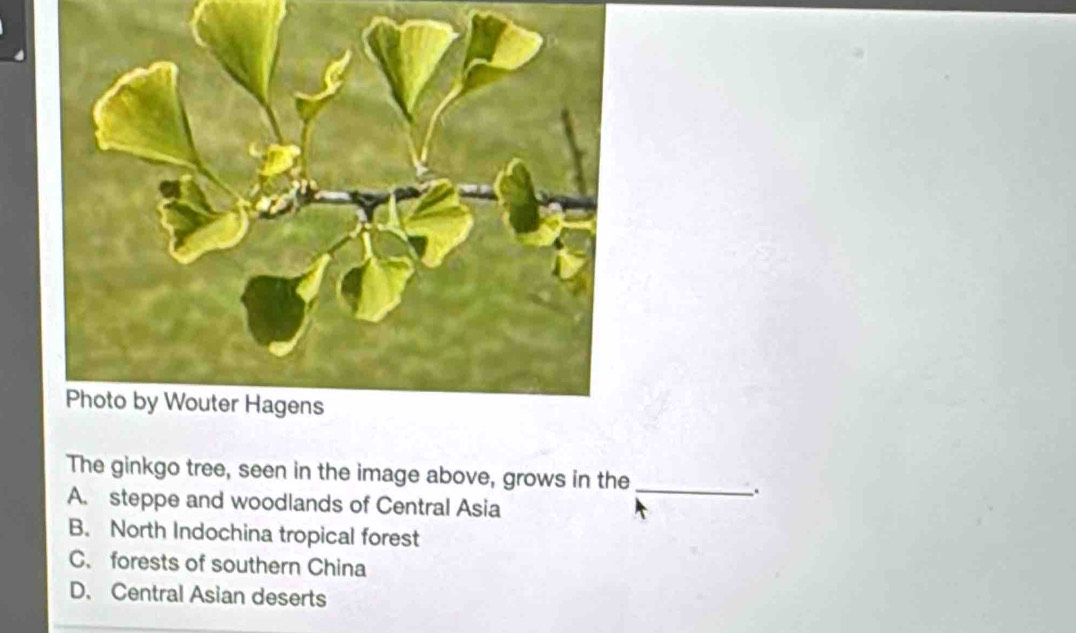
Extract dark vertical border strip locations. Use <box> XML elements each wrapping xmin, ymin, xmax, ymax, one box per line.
<box><xmin>0</xmin><ymin>0</ymin><xmax>28</xmax><ymax>59</ymax></box>
<box><xmin>0</xmin><ymin>0</ymin><xmax>47</xmax><ymax>630</ymax></box>
<box><xmin>2</xmin><ymin>0</ymin><xmax>1071</xmax><ymax>632</ymax></box>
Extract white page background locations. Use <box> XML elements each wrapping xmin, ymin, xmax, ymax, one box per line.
<box><xmin>37</xmin><ymin>3</ymin><xmax>1076</xmax><ymax>632</ymax></box>
<box><xmin>599</xmin><ymin>7</ymin><xmax>1076</xmax><ymax>629</ymax></box>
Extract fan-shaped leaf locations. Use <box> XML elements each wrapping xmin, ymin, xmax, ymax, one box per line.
<box><xmin>363</xmin><ymin>18</ymin><xmax>457</xmax><ymax>122</ymax></box>
<box><xmin>157</xmin><ymin>175</ymin><xmax>249</xmax><ymax>264</ymax></box>
<box><xmin>494</xmin><ymin>158</ymin><xmax>539</xmax><ymax>232</ymax></box>
<box><xmin>553</xmin><ymin>247</ymin><xmax>588</xmax><ymax>281</ymax></box>
<box><xmin>402</xmin><ymin>180</ymin><xmax>473</xmax><ymax>267</ymax></box>
<box><xmin>494</xmin><ymin>158</ymin><xmax>561</xmax><ymax>246</ymax></box>
<box><xmin>511</xmin><ymin>213</ymin><xmax>562</xmax><ymax>247</ymax></box>
<box><xmin>338</xmin><ymin>255</ymin><xmax>415</xmax><ymax>322</ymax></box>
<box><xmin>191</xmin><ymin>0</ymin><xmax>286</xmax><ymax>106</ymax></box>
<box><xmin>241</xmin><ymin>254</ymin><xmax>331</xmax><ymax>357</ymax></box>
<box><xmin>256</xmin><ymin>144</ymin><xmax>301</xmax><ymax>178</ymax></box>
<box><xmin>562</xmin><ymin>268</ymin><xmax>594</xmax><ymax>297</ymax></box>
<box><xmin>92</xmin><ymin>62</ymin><xmax>201</xmax><ymax>168</ymax></box>
<box><xmin>295</xmin><ymin>49</ymin><xmax>352</xmax><ymax>123</ymax></box>
<box><xmin>458</xmin><ymin>12</ymin><xmax>542</xmax><ymax>98</ymax></box>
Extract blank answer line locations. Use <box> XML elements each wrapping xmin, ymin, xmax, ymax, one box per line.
<box><xmin>636</xmin><ymin>488</ymin><xmax>758</xmax><ymax>497</ymax></box>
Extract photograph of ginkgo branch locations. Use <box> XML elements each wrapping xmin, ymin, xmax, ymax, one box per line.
<box><xmin>60</xmin><ymin>0</ymin><xmax>604</xmax><ymax>395</ymax></box>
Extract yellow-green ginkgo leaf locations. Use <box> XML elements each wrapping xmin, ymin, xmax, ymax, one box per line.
<box><xmin>553</xmin><ymin>247</ymin><xmax>588</xmax><ymax>281</ymax></box>
<box><xmin>157</xmin><ymin>175</ymin><xmax>249</xmax><ymax>264</ymax></box>
<box><xmin>257</xmin><ymin>143</ymin><xmax>301</xmax><ymax>178</ymax></box>
<box><xmin>457</xmin><ymin>12</ymin><xmax>542</xmax><ymax>98</ymax></box>
<box><xmin>494</xmin><ymin>158</ymin><xmax>561</xmax><ymax>246</ymax></box>
<box><xmin>494</xmin><ymin>158</ymin><xmax>539</xmax><ymax>232</ymax></box>
<box><xmin>92</xmin><ymin>61</ymin><xmax>201</xmax><ymax>168</ymax></box>
<box><xmin>240</xmin><ymin>254</ymin><xmax>331</xmax><ymax>357</ymax></box>
<box><xmin>338</xmin><ymin>255</ymin><xmax>415</xmax><ymax>322</ymax></box>
<box><xmin>295</xmin><ymin>49</ymin><xmax>352</xmax><ymax>123</ymax></box>
<box><xmin>191</xmin><ymin>0</ymin><xmax>286</xmax><ymax>106</ymax></box>
<box><xmin>510</xmin><ymin>213</ymin><xmax>562</xmax><ymax>247</ymax></box>
<box><xmin>402</xmin><ymin>180</ymin><xmax>473</xmax><ymax>267</ymax></box>
<box><xmin>562</xmin><ymin>268</ymin><xmax>594</xmax><ymax>297</ymax></box>
<box><xmin>363</xmin><ymin>18</ymin><xmax>458</xmax><ymax>122</ymax></box>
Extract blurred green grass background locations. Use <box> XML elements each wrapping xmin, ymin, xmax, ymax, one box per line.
<box><xmin>60</xmin><ymin>0</ymin><xmax>603</xmax><ymax>394</ymax></box>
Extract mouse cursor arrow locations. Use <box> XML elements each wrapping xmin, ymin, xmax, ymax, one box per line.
<box><xmin>634</xmin><ymin>497</ymin><xmax>648</xmax><ymax>520</ymax></box>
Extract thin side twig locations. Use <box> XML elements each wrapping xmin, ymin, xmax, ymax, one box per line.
<box><xmin>561</xmin><ymin>107</ymin><xmax>588</xmax><ymax>196</ymax></box>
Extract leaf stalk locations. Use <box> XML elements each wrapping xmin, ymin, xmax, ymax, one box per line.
<box><xmin>419</xmin><ymin>86</ymin><xmax>460</xmax><ymax>166</ymax></box>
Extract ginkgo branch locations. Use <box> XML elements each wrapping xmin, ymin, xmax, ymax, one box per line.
<box><xmin>259</xmin><ymin>182</ymin><xmax>597</xmax><ymax>220</ymax></box>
